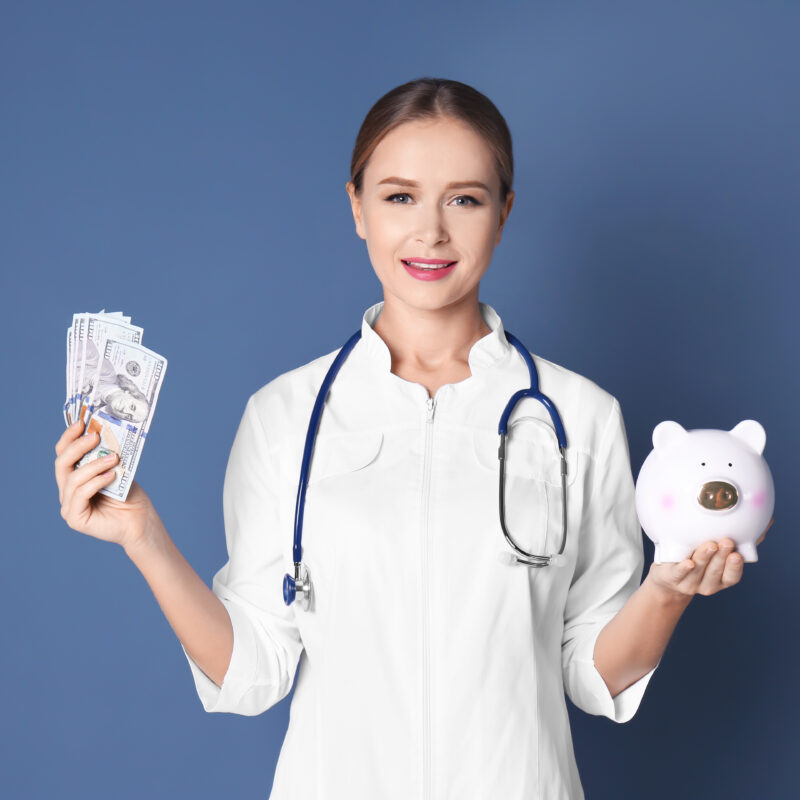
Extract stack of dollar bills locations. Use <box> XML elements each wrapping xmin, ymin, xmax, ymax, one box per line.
<box><xmin>64</xmin><ymin>310</ymin><xmax>167</xmax><ymax>502</ymax></box>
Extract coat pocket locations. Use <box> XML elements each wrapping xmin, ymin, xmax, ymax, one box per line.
<box><xmin>472</xmin><ymin>417</ymin><xmax>579</xmax><ymax>558</ymax></box>
<box><xmin>278</xmin><ymin>430</ymin><xmax>385</xmax><ymax>617</ymax></box>
<box><xmin>306</xmin><ymin>430</ymin><xmax>384</xmax><ymax>486</ymax></box>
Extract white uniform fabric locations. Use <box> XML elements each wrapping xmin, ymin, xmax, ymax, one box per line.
<box><xmin>181</xmin><ymin>300</ymin><xmax>659</xmax><ymax>799</ymax></box>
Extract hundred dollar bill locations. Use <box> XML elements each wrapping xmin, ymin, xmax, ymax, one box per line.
<box><xmin>70</xmin><ymin>313</ymin><xmax>143</xmax><ymax>426</ymax></box>
<box><xmin>64</xmin><ymin>326</ymin><xmax>72</xmax><ymax>426</ymax></box>
<box><xmin>66</xmin><ymin>311</ymin><xmax>135</xmax><ymax>424</ymax></box>
<box><xmin>68</xmin><ymin>314</ymin><xmax>86</xmax><ymax>424</ymax></box>
<box><xmin>75</xmin><ymin>337</ymin><xmax>167</xmax><ymax>502</ymax></box>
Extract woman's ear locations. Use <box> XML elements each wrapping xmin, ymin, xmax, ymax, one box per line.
<box><xmin>495</xmin><ymin>190</ymin><xmax>515</xmax><ymax>245</ymax></box>
<box><xmin>345</xmin><ymin>181</ymin><xmax>366</xmax><ymax>240</ymax></box>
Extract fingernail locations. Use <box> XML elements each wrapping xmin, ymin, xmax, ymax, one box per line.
<box><xmin>706</xmin><ymin>546</ymin><xmax>717</xmax><ymax>554</ymax></box>
<box><xmin>102</xmin><ymin>453</ymin><xmax>116</xmax><ymax>462</ymax></box>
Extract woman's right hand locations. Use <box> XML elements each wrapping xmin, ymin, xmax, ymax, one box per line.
<box><xmin>54</xmin><ymin>419</ymin><xmax>157</xmax><ymax>551</ymax></box>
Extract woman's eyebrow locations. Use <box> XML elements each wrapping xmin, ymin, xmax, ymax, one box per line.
<box><xmin>377</xmin><ymin>176</ymin><xmax>490</xmax><ymax>192</ymax></box>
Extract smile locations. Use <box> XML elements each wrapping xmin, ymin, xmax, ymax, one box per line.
<box><xmin>401</xmin><ymin>259</ymin><xmax>458</xmax><ymax>282</ymax></box>
<box><xmin>402</xmin><ymin>259</ymin><xmax>456</xmax><ymax>269</ymax></box>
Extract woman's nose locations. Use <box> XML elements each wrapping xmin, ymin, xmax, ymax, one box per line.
<box><xmin>414</xmin><ymin>206</ymin><xmax>449</xmax><ymax>244</ymax></box>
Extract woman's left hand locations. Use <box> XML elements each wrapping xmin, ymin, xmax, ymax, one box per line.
<box><xmin>646</xmin><ymin>517</ymin><xmax>773</xmax><ymax>599</ymax></box>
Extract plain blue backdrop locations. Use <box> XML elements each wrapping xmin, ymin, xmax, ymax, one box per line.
<box><xmin>2</xmin><ymin>1</ymin><xmax>798</xmax><ymax>797</ymax></box>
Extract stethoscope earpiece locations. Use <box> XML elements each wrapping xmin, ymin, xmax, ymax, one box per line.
<box><xmin>497</xmin><ymin>552</ymin><xmax>568</xmax><ymax>568</ymax></box>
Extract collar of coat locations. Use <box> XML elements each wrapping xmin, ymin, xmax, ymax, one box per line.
<box><xmin>358</xmin><ymin>300</ymin><xmax>513</xmax><ymax>377</ymax></box>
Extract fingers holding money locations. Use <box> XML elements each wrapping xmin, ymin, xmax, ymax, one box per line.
<box><xmin>68</xmin><ymin>454</ymin><xmax>119</xmax><ymax>513</ymax></box>
<box><xmin>55</xmin><ymin>411</ymin><xmax>153</xmax><ymax>547</ymax></box>
<box><xmin>54</xmin><ymin>421</ymin><xmax>110</xmax><ymax>505</ymax></box>
<box><xmin>54</xmin><ymin>418</ymin><xmax>84</xmax><ymax>457</ymax></box>
<box><xmin>55</xmin><ymin>421</ymin><xmax>90</xmax><ymax>502</ymax></box>
<box><xmin>59</xmin><ymin>447</ymin><xmax>119</xmax><ymax>530</ymax></box>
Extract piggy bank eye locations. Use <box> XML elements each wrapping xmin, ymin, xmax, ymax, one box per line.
<box><xmin>701</xmin><ymin>462</ymin><xmax>706</xmax><ymax>466</ymax></box>
<box><xmin>728</xmin><ymin>462</ymin><xmax>733</xmax><ymax>467</ymax></box>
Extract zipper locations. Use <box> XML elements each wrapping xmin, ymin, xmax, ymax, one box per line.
<box><xmin>426</xmin><ymin>396</ymin><xmax>436</xmax><ymax>423</ymax></box>
<box><xmin>421</xmin><ymin>394</ymin><xmax>436</xmax><ymax>799</ymax></box>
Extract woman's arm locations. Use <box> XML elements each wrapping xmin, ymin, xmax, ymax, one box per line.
<box><xmin>125</xmin><ymin>514</ymin><xmax>233</xmax><ymax>689</ymax></box>
<box><xmin>54</xmin><ymin>420</ymin><xmax>235</xmax><ymax>690</ymax></box>
<box><xmin>592</xmin><ymin>569</ymin><xmax>692</xmax><ymax>698</ymax></box>
<box><xmin>593</xmin><ymin>527</ymin><xmax>767</xmax><ymax>698</ymax></box>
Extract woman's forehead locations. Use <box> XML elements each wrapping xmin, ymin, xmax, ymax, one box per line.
<box><xmin>365</xmin><ymin>119</ymin><xmax>496</xmax><ymax>184</ymax></box>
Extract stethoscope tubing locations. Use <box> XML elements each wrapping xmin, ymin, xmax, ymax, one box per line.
<box><xmin>498</xmin><ymin>330</ymin><xmax>569</xmax><ymax>567</ymax></box>
<box><xmin>284</xmin><ymin>327</ymin><xmax>569</xmax><ymax>607</ymax></box>
<box><xmin>291</xmin><ymin>329</ymin><xmax>363</xmax><ymax>566</ymax></box>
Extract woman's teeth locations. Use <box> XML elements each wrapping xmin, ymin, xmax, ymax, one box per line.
<box><xmin>403</xmin><ymin>260</ymin><xmax>455</xmax><ymax>270</ymax></box>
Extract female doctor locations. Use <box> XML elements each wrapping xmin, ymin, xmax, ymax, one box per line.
<box><xmin>54</xmin><ymin>77</ymin><xmax>768</xmax><ymax>799</ymax></box>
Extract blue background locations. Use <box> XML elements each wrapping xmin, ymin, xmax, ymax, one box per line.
<box><xmin>2</xmin><ymin>1</ymin><xmax>798</xmax><ymax>797</ymax></box>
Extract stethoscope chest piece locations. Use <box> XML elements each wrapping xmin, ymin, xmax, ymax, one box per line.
<box><xmin>283</xmin><ymin>562</ymin><xmax>313</xmax><ymax>611</ymax></box>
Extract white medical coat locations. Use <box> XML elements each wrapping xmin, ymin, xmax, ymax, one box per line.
<box><xmin>182</xmin><ymin>300</ymin><xmax>659</xmax><ymax>799</ymax></box>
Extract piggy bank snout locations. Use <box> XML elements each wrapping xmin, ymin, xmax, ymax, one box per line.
<box><xmin>698</xmin><ymin>480</ymin><xmax>739</xmax><ymax>511</ymax></box>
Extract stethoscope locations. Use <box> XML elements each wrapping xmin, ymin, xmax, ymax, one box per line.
<box><xmin>283</xmin><ymin>328</ymin><xmax>569</xmax><ymax>610</ymax></box>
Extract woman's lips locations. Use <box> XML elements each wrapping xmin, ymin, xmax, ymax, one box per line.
<box><xmin>402</xmin><ymin>257</ymin><xmax>455</xmax><ymax>265</ymax></box>
<box><xmin>402</xmin><ymin>259</ymin><xmax>458</xmax><ymax>281</ymax></box>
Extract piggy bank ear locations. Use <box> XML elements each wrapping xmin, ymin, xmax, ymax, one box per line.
<box><xmin>729</xmin><ymin>419</ymin><xmax>766</xmax><ymax>455</ymax></box>
<box><xmin>652</xmin><ymin>420</ymin><xmax>687</xmax><ymax>450</ymax></box>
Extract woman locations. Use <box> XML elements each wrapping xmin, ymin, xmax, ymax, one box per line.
<box><xmin>54</xmin><ymin>77</ymin><xmax>764</xmax><ymax>799</ymax></box>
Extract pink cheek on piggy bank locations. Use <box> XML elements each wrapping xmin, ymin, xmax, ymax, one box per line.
<box><xmin>660</xmin><ymin>493</ymin><xmax>675</xmax><ymax>510</ymax></box>
<box><xmin>751</xmin><ymin>489</ymin><xmax>767</xmax><ymax>508</ymax></box>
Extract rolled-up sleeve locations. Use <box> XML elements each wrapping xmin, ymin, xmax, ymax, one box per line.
<box><xmin>561</xmin><ymin>397</ymin><xmax>659</xmax><ymax>724</ymax></box>
<box><xmin>182</xmin><ymin>394</ymin><xmax>304</xmax><ymax>715</ymax></box>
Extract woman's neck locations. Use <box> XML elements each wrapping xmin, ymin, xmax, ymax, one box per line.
<box><xmin>372</xmin><ymin>291</ymin><xmax>491</xmax><ymax>382</ymax></box>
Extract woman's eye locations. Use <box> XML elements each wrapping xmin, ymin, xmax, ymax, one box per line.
<box><xmin>384</xmin><ymin>193</ymin><xmax>481</xmax><ymax>206</ymax></box>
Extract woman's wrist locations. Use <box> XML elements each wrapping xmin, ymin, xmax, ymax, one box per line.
<box><xmin>122</xmin><ymin>506</ymin><xmax>167</xmax><ymax>561</ymax></box>
<box><xmin>643</xmin><ymin>567</ymin><xmax>695</xmax><ymax>608</ymax></box>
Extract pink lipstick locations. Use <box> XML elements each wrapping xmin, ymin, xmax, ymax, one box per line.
<box><xmin>402</xmin><ymin>258</ymin><xmax>458</xmax><ymax>282</ymax></box>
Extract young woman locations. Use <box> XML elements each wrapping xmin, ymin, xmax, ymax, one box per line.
<box><xmin>54</xmin><ymin>77</ymin><xmax>764</xmax><ymax>799</ymax></box>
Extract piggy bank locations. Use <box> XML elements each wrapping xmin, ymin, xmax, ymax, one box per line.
<box><xmin>635</xmin><ymin>420</ymin><xmax>774</xmax><ymax>563</ymax></box>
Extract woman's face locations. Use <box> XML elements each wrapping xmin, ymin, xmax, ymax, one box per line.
<box><xmin>346</xmin><ymin>116</ymin><xmax>514</xmax><ymax>314</ymax></box>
